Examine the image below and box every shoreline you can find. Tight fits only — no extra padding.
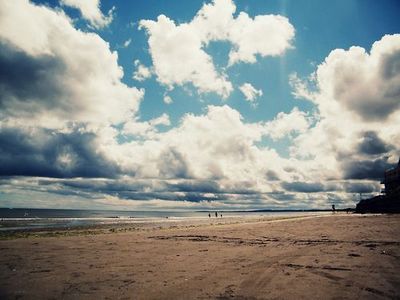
[0,212,333,240]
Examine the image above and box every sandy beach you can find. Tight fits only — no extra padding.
[0,213,399,299]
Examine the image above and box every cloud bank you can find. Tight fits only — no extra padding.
[0,1,398,211]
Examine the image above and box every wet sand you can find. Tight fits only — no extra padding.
[0,214,399,299]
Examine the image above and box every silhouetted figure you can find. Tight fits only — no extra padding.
[332,204,336,213]
[220,214,222,218]
[215,212,218,218]
[208,213,211,218]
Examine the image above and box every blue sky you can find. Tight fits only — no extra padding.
[0,0,399,210]
[46,0,400,124]
[111,0,399,124]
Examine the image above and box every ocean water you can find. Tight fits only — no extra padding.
[0,208,206,219]
[0,208,329,231]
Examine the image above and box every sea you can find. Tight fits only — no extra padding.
[0,208,330,232]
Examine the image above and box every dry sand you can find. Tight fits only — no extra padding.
[0,214,399,299]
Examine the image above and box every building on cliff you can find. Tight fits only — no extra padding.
[356,158,400,213]
[382,158,400,196]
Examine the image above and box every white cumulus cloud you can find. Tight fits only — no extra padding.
[61,0,114,29]
[262,108,311,140]
[290,34,400,180]
[139,0,294,99]
[239,83,263,105]
[163,95,173,105]
[123,38,131,48]
[139,15,233,98]
[104,105,300,184]
[133,59,152,82]
[123,113,171,138]
[0,0,143,128]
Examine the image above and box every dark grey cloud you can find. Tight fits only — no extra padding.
[352,45,400,120]
[266,170,280,181]
[281,181,325,193]
[326,193,347,205]
[358,131,392,155]
[342,182,378,193]
[37,178,261,202]
[157,148,192,179]
[35,176,269,205]
[268,192,296,201]
[280,180,380,194]
[37,178,143,199]
[106,190,228,203]
[0,42,65,118]
[105,190,178,201]
[343,157,394,180]
[381,49,400,81]
[6,174,377,209]
[166,180,258,195]
[166,180,221,193]
[44,183,227,203]
[0,127,119,178]
[57,179,145,193]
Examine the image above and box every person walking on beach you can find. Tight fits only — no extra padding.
[332,204,336,213]
[215,211,218,218]
[208,213,211,218]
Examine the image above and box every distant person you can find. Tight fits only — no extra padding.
[215,212,218,218]
[220,214,222,218]
[332,204,336,213]
[208,213,211,218]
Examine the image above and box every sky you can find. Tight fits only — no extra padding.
[0,0,399,211]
